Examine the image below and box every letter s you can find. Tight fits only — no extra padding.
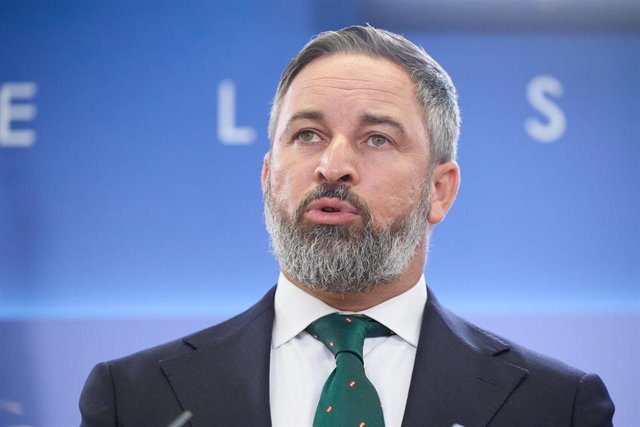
[525,75,566,143]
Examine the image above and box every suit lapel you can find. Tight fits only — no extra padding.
[154,284,528,426]
[402,290,528,427]
[159,288,276,427]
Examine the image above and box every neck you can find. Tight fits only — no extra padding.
[283,240,427,312]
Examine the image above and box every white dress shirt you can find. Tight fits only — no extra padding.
[270,272,427,427]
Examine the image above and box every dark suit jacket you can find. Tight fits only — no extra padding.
[79,286,614,426]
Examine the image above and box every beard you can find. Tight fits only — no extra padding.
[263,172,433,295]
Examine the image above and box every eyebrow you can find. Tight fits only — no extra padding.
[280,110,406,138]
[281,110,324,138]
[361,114,406,137]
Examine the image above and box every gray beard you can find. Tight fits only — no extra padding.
[264,175,432,294]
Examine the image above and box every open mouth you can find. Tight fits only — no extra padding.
[306,198,358,214]
[321,207,340,213]
[304,198,360,225]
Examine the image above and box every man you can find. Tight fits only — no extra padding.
[79,26,614,426]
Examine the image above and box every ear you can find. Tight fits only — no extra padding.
[261,152,271,194]
[428,161,460,224]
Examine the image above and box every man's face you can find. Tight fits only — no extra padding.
[263,54,434,292]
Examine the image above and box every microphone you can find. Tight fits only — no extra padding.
[166,410,193,427]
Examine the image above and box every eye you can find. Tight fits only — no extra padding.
[367,134,391,148]
[295,130,321,144]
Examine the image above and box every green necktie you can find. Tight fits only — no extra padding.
[307,314,393,427]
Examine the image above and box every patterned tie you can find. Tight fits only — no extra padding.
[307,314,393,427]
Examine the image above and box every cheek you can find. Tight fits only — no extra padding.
[270,147,319,199]
[368,173,424,218]
[269,165,307,214]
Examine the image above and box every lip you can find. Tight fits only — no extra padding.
[304,197,360,225]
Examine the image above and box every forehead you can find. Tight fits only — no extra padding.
[292,53,414,94]
[279,54,424,124]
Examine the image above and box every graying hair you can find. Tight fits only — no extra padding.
[268,25,460,164]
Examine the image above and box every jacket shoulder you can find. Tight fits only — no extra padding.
[426,293,615,426]
[431,293,584,377]
[80,287,276,426]
[108,286,276,367]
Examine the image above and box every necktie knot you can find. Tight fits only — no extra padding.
[307,314,392,362]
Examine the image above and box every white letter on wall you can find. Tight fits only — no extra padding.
[217,79,256,145]
[0,82,38,147]
[525,75,566,144]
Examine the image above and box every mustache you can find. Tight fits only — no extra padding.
[294,184,372,224]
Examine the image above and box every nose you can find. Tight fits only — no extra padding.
[314,136,360,185]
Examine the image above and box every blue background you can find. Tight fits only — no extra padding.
[1,1,638,425]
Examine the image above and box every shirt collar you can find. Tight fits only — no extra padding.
[272,272,427,349]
